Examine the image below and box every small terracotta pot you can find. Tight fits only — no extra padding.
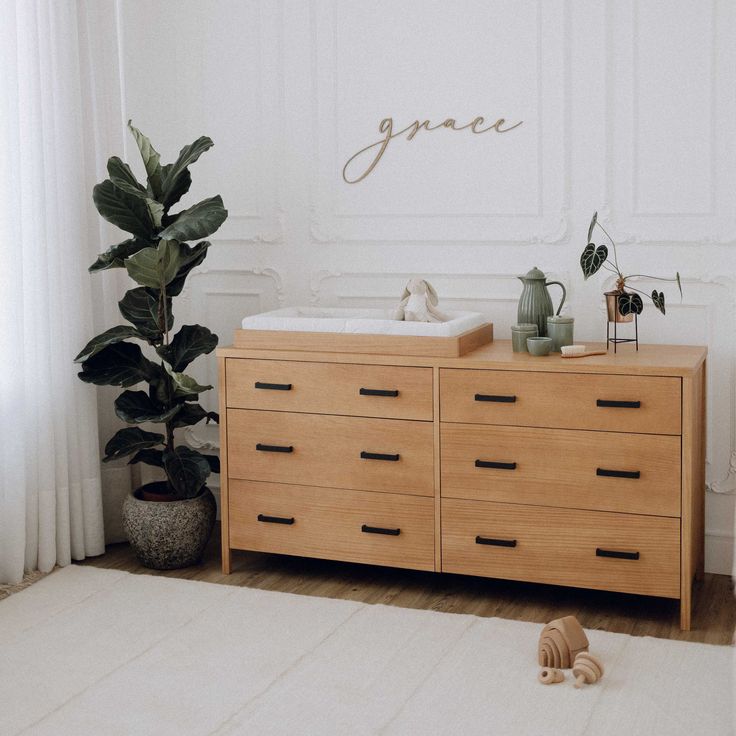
[605,290,634,323]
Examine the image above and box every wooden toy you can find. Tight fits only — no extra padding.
[538,667,565,685]
[572,652,604,688]
[538,615,589,669]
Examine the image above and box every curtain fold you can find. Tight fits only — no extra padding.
[0,0,105,584]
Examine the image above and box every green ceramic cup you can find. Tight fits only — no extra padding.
[526,336,553,356]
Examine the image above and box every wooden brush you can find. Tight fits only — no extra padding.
[560,345,608,359]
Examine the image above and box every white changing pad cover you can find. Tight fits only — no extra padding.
[240,307,487,337]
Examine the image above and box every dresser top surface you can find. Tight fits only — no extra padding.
[217,340,706,377]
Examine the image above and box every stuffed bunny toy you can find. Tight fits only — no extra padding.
[393,278,449,322]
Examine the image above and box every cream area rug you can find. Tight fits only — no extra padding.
[1,566,732,736]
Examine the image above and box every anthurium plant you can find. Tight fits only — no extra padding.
[75,121,227,500]
[580,211,682,316]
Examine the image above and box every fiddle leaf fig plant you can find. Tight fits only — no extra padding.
[75,121,227,500]
[580,211,682,316]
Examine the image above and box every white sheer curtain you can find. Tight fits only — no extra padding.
[0,0,105,584]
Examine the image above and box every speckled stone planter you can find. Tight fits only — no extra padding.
[122,484,216,570]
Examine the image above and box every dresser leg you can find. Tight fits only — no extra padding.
[222,547,231,575]
[679,596,692,631]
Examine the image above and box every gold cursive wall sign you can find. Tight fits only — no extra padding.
[342,115,523,184]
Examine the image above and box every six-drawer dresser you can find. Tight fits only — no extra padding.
[217,340,706,630]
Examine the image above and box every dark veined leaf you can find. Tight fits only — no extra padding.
[167,241,210,296]
[78,342,157,387]
[107,156,146,194]
[169,403,219,429]
[163,446,210,498]
[160,164,192,212]
[617,291,644,316]
[202,454,220,474]
[128,120,163,198]
[118,287,173,340]
[74,325,143,363]
[93,179,155,239]
[159,195,228,242]
[124,240,182,290]
[160,136,214,205]
[114,390,181,424]
[587,211,598,242]
[651,290,666,315]
[89,237,151,272]
[164,363,213,397]
[103,427,164,463]
[156,325,218,372]
[128,448,164,468]
[580,243,609,279]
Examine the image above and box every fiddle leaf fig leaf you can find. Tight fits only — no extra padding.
[202,454,220,474]
[164,363,213,397]
[156,325,218,372]
[617,291,644,317]
[78,342,157,387]
[169,403,218,429]
[128,120,163,197]
[651,290,666,315]
[114,390,181,424]
[580,243,608,279]
[89,238,151,272]
[93,179,155,239]
[75,325,143,363]
[587,211,598,242]
[104,427,164,463]
[163,446,210,497]
[107,156,146,195]
[128,448,164,468]
[159,195,227,241]
[118,287,173,340]
[160,164,192,211]
[125,240,182,290]
[167,241,210,296]
[160,136,214,204]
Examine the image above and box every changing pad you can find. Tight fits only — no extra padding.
[240,307,487,338]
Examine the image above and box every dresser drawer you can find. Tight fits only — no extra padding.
[441,424,681,516]
[226,359,433,420]
[229,480,435,571]
[440,369,681,435]
[441,499,680,598]
[227,409,434,496]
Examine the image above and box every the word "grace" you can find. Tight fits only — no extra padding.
[342,115,524,184]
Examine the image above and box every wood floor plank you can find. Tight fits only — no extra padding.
[78,523,735,644]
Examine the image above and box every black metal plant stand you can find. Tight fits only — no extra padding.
[606,311,638,353]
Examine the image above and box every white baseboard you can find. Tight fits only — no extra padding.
[705,532,734,576]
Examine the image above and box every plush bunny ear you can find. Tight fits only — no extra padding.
[424,280,439,306]
[399,279,413,302]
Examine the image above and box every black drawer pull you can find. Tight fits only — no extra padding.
[475,394,516,403]
[596,547,639,560]
[257,514,295,525]
[596,468,641,479]
[254,381,292,391]
[361,524,401,536]
[359,388,399,397]
[256,443,294,453]
[360,451,400,462]
[475,460,517,470]
[476,536,517,548]
[596,399,641,409]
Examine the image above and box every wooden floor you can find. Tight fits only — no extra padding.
[80,524,735,645]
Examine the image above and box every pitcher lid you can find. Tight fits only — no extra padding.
[521,266,546,280]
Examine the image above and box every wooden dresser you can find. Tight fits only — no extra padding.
[217,341,706,630]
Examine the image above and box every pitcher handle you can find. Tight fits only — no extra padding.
[545,281,567,315]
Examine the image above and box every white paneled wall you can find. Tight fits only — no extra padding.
[97,0,736,572]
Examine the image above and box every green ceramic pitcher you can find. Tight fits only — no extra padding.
[517,267,566,337]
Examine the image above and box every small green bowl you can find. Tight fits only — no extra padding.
[526,336,553,356]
